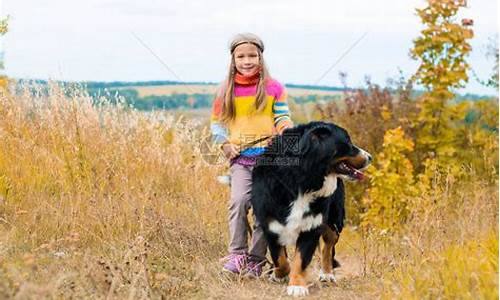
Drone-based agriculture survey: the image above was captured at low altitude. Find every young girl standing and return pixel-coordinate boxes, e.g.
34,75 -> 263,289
211,33 -> 293,277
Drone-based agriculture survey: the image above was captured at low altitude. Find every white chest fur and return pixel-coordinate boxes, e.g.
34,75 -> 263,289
268,175 -> 338,246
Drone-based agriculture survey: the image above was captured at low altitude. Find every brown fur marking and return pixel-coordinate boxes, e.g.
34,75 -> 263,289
275,247 -> 291,278
321,226 -> 339,274
289,249 -> 307,287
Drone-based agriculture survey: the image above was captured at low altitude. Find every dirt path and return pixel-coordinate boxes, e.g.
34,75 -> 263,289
196,251 -> 375,300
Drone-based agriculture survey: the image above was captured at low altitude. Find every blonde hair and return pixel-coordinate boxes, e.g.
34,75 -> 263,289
221,33 -> 270,123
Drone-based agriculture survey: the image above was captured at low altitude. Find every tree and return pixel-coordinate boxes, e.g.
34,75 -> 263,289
410,0 -> 474,161
0,17 -> 7,35
411,0 -> 473,98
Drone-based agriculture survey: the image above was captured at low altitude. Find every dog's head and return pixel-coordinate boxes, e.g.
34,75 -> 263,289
298,122 -> 371,181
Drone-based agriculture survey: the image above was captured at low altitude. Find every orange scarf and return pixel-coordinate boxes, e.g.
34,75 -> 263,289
234,70 -> 260,85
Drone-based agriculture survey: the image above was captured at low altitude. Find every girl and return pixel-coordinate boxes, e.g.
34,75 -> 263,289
211,33 -> 293,277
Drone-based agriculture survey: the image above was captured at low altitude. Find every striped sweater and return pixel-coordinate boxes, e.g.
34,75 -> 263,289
210,75 -> 293,156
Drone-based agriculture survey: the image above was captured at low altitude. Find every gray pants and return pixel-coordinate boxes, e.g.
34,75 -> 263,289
228,163 -> 267,262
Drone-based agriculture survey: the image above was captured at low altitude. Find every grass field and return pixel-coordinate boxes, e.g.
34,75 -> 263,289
0,84 -> 497,299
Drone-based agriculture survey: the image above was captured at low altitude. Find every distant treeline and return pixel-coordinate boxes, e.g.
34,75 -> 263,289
84,80 -> 216,89
88,88 -> 342,110
291,94 -> 343,103
285,83 -> 345,91
81,81 -> 350,110
82,80 -> 347,91
76,87 -> 500,111
88,88 -> 213,110
20,79 -> 346,92
16,79 -> 496,111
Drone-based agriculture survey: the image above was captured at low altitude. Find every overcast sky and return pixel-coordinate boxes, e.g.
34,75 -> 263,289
2,0 -> 498,95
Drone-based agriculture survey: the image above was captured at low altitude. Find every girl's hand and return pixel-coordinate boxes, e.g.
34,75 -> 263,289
267,134 -> 276,146
221,142 -> 240,159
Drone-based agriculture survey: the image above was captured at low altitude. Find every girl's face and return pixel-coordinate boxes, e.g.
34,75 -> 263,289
233,43 -> 260,76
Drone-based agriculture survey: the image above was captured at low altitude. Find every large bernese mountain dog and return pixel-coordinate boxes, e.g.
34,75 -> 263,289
251,121 -> 371,297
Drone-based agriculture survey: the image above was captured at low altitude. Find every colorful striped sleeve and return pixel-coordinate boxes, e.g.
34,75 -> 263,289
210,85 -> 229,144
273,85 -> 293,134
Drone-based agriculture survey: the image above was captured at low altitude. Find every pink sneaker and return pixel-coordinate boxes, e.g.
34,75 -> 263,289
221,253 -> 247,274
245,260 -> 265,278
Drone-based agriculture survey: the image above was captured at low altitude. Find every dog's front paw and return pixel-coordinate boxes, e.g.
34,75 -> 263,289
269,273 -> 288,284
318,270 -> 337,283
287,285 -> 309,297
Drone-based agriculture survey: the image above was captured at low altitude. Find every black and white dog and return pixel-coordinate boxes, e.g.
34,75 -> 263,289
251,121 -> 371,297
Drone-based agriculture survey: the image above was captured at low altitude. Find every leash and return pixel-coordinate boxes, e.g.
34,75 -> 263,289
228,135 -> 273,162
238,135 -> 273,152
234,135 -> 273,159
216,135 -> 273,186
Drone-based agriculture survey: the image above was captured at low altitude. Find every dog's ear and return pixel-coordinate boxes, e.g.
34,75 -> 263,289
299,125 -> 333,154
308,126 -> 332,141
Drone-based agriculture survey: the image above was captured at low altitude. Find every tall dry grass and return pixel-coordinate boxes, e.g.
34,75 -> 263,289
0,83 -> 497,299
0,83 -> 229,299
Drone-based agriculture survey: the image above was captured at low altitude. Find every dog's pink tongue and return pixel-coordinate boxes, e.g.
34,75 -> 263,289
352,169 -> 365,180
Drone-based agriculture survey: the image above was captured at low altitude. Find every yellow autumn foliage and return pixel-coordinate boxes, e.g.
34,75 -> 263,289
383,231 -> 498,300
0,17 -> 7,35
361,127 -> 417,231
